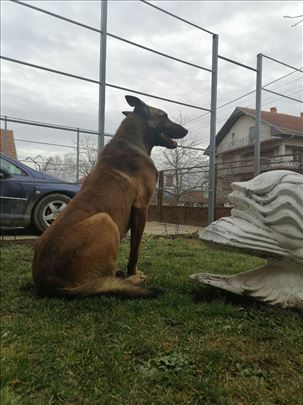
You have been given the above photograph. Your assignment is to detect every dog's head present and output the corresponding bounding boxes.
[123,95,188,149]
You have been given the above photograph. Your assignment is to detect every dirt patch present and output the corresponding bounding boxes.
[144,221,201,236]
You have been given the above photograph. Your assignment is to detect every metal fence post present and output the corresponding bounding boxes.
[208,34,219,225]
[157,171,164,222]
[98,0,108,151]
[4,116,8,156]
[76,128,80,181]
[254,53,262,176]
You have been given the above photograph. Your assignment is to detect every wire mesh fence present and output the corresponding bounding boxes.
[157,165,209,207]
[148,153,303,227]
[215,154,303,206]
[1,0,302,231]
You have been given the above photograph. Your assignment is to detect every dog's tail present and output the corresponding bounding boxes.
[58,276,162,299]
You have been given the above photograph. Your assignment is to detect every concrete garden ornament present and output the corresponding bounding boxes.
[191,170,303,310]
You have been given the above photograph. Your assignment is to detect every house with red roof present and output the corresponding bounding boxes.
[213,106,303,166]
[206,107,303,204]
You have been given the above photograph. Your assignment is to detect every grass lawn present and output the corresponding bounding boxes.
[1,236,302,405]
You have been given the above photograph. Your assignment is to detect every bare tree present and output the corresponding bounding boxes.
[23,134,99,183]
[24,154,76,182]
[283,14,303,27]
[24,155,53,173]
[160,113,208,204]
[77,135,98,177]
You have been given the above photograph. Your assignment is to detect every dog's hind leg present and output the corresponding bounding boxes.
[73,212,121,278]
[58,276,162,298]
[127,207,147,276]
[33,212,121,296]
[45,212,161,298]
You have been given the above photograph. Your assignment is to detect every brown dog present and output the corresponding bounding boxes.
[32,95,188,298]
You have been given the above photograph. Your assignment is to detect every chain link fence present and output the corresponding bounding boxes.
[215,154,303,206]
[148,154,303,227]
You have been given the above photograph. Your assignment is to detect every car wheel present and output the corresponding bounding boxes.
[32,193,71,233]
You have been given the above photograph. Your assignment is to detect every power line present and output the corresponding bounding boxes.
[184,68,303,125]
[186,81,302,131]
[184,87,303,149]
[188,88,303,135]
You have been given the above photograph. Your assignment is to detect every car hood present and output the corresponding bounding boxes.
[37,172,77,184]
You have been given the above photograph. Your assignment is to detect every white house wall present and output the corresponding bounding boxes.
[277,139,303,157]
[216,115,271,154]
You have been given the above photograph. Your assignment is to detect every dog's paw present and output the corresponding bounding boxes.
[136,271,146,280]
[127,273,146,286]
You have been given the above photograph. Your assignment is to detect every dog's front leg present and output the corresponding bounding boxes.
[127,207,146,276]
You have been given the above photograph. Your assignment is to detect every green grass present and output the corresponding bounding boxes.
[1,236,302,405]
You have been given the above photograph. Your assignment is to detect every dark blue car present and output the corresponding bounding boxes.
[0,153,81,232]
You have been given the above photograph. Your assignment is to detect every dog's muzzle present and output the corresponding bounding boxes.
[157,133,178,149]
[163,121,188,140]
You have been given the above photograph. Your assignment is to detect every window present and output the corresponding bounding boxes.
[249,126,255,143]
[293,150,303,163]
[231,132,236,145]
[0,157,25,176]
[165,174,174,187]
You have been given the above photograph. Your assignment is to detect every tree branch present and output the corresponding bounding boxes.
[283,14,303,27]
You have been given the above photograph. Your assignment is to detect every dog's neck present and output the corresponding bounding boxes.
[116,115,155,155]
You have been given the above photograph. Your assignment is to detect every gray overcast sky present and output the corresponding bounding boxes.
[1,0,302,162]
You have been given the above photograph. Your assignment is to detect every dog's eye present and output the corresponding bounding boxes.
[162,113,168,119]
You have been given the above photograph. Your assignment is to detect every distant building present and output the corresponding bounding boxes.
[206,107,303,205]
[212,106,303,164]
[0,129,17,159]
[179,191,208,207]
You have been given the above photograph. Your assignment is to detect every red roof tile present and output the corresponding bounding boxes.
[240,107,303,135]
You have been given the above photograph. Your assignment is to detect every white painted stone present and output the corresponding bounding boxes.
[191,170,303,309]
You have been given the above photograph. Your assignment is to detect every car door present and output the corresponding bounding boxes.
[0,156,36,227]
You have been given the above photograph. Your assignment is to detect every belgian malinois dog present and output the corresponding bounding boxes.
[32,95,188,298]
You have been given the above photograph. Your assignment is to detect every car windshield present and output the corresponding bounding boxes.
[0,156,26,176]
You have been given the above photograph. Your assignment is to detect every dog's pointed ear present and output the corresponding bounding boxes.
[125,95,144,108]
[122,111,132,116]
[125,95,149,120]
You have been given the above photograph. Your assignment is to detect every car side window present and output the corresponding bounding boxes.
[0,157,26,176]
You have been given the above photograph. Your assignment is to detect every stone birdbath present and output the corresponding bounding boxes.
[191,170,303,310]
